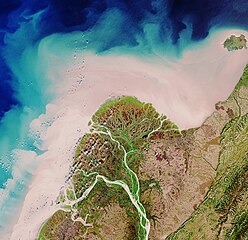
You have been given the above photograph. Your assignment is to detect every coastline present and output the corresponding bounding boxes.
[7,29,248,240]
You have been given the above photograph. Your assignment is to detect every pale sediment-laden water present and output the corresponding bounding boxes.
[0,1,248,238]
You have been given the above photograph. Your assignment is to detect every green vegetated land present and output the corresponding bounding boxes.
[167,116,248,239]
[37,65,248,240]
[38,96,179,240]
[224,34,247,51]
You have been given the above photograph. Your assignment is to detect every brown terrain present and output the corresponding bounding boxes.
[137,70,248,239]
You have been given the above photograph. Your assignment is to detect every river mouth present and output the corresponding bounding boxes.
[5,28,248,240]
[36,96,179,240]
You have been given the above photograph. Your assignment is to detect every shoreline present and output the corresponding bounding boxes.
[7,29,248,240]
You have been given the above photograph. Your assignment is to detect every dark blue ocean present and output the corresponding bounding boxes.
[0,0,248,235]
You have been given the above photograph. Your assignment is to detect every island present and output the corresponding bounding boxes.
[223,34,247,51]
[37,65,248,240]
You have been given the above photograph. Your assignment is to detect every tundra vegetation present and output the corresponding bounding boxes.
[38,65,248,240]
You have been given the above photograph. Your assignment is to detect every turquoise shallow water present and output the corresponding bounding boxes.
[0,44,52,230]
[0,0,248,236]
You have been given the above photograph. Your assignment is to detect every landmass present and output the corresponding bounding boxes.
[37,65,248,240]
[144,65,248,239]
[224,34,247,51]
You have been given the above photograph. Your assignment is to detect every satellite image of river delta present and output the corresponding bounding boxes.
[38,65,248,239]
[1,1,248,240]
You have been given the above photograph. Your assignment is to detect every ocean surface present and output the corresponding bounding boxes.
[0,0,248,236]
